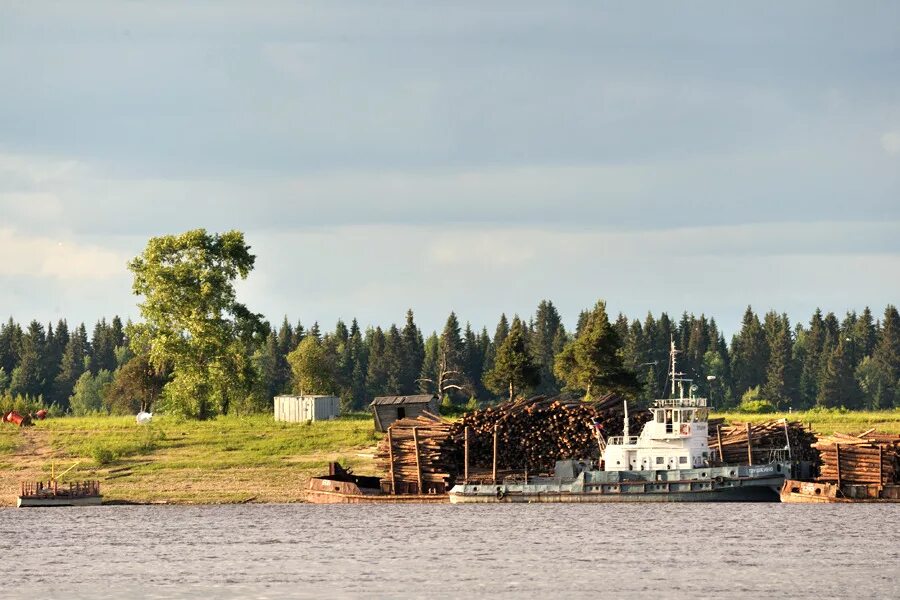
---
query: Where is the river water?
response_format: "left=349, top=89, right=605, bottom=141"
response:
left=1, top=503, right=897, bottom=599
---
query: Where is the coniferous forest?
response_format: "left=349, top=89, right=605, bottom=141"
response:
left=1, top=302, right=898, bottom=417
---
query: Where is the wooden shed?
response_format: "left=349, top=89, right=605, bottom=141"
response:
left=370, top=395, right=440, bottom=432
left=275, top=395, right=340, bottom=422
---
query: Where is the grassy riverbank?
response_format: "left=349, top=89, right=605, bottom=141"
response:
left=713, top=409, right=900, bottom=435
left=2, top=408, right=898, bottom=506
left=0, top=413, right=382, bottom=506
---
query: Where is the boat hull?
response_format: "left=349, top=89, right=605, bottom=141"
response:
left=449, top=462, right=790, bottom=504
left=17, top=495, right=102, bottom=508
left=306, top=489, right=448, bottom=504
left=306, top=475, right=448, bottom=504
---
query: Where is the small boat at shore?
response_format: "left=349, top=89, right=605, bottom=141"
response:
left=449, top=341, right=793, bottom=504
left=18, top=480, right=102, bottom=507
left=17, top=462, right=102, bottom=507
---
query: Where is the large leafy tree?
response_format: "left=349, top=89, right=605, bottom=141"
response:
left=484, top=316, right=540, bottom=401
left=128, top=229, right=267, bottom=419
left=106, top=354, right=168, bottom=414
left=287, top=335, right=337, bottom=396
left=554, top=300, right=639, bottom=399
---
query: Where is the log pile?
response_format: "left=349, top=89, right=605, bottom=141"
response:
left=374, top=412, right=455, bottom=495
left=708, top=419, right=818, bottom=465
left=447, top=394, right=650, bottom=474
left=814, top=431, right=900, bottom=486
left=373, top=394, right=651, bottom=493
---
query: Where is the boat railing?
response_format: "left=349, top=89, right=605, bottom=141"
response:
left=654, top=398, right=708, bottom=408
left=607, top=436, right=640, bottom=446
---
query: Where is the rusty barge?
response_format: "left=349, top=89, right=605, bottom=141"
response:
left=306, top=462, right=447, bottom=504
left=780, top=479, right=900, bottom=503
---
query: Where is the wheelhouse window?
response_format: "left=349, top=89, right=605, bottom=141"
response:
left=655, top=457, right=664, bottom=465
left=679, top=456, right=688, bottom=464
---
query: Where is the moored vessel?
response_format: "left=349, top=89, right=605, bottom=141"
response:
left=18, top=480, right=102, bottom=507
left=449, top=341, right=792, bottom=504
left=306, top=462, right=447, bottom=504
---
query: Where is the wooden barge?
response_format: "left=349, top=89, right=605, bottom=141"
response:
left=18, top=480, right=102, bottom=507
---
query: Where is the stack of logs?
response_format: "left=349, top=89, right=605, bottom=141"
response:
left=448, top=393, right=649, bottom=475
left=708, top=419, right=818, bottom=465
left=374, top=412, right=455, bottom=495
left=374, top=394, right=651, bottom=494
left=814, top=431, right=900, bottom=486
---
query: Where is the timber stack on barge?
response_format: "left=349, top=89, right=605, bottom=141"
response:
left=781, top=430, right=900, bottom=503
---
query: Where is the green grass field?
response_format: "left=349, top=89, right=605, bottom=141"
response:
left=0, top=413, right=382, bottom=505
left=712, top=409, right=900, bottom=435
left=2, top=408, right=898, bottom=505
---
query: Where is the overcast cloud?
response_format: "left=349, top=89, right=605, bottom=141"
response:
left=1, top=1, right=898, bottom=334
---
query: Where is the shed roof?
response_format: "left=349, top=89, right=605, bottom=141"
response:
left=370, top=394, right=438, bottom=406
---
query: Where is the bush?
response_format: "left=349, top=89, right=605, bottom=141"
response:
left=738, top=400, right=776, bottom=414
left=91, top=444, right=117, bottom=466
left=0, top=391, right=48, bottom=417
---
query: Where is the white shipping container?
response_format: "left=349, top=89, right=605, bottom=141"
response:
left=274, top=395, right=340, bottom=422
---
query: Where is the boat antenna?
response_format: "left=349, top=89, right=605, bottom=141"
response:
left=669, top=337, right=680, bottom=399
left=623, top=400, right=630, bottom=441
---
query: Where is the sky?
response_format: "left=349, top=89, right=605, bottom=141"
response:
left=1, top=1, right=899, bottom=336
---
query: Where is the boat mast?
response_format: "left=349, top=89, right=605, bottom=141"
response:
left=669, top=337, right=681, bottom=399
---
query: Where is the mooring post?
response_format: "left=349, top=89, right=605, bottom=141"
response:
left=492, top=424, right=499, bottom=484
left=835, top=443, right=842, bottom=488
left=746, top=422, right=753, bottom=466
left=464, top=426, right=469, bottom=483
left=716, top=425, right=724, bottom=463
left=413, top=427, right=423, bottom=495
left=387, top=428, right=396, bottom=495
left=782, top=418, right=792, bottom=461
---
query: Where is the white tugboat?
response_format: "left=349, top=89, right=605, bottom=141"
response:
left=449, top=341, right=792, bottom=503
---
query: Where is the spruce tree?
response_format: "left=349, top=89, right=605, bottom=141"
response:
left=461, top=322, right=484, bottom=398
left=484, top=316, right=540, bottom=401
left=797, top=309, right=826, bottom=408
left=439, top=312, right=465, bottom=399
left=0, top=318, right=22, bottom=376
left=9, top=320, right=46, bottom=398
left=400, top=310, right=424, bottom=394
left=419, top=332, right=440, bottom=395
left=817, top=340, right=856, bottom=408
left=761, top=312, right=795, bottom=409
left=532, top=300, right=564, bottom=394
left=366, top=327, right=388, bottom=398
left=54, top=325, right=89, bottom=411
left=554, top=300, right=639, bottom=398
left=730, top=306, right=769, bottom=399
left=384, top=325, right=405, bottom=394
left=871, top=305, right=900, bottom=407
left=348, top=319, right=368, bottom=407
